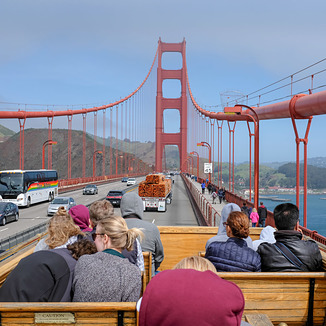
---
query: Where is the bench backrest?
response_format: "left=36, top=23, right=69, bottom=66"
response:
left=0, top=302, right=137, bottom=326
left=142, top=252, right=152, bottom=292
left=218, top=271, right=326, bottom=326
left=157, top=226, right=262, bottom=270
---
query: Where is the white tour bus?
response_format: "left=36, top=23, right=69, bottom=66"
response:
left=0, top=169, right=58, bottom=207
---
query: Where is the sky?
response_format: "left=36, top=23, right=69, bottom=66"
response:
left=1, top=0, right=326, bottom=164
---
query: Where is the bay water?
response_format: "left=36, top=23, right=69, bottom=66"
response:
left=259, top=194, right=326, bottom=237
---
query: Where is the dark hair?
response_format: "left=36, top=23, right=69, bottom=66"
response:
left=273, top=203, right=299, bottom=230
left=260, top=202, right=263, bottom=205
left=227, top=211, right=249, bottom=239
left=89, top=200, right=114, bottom=226
left=67, top=238, right=97, bottom=260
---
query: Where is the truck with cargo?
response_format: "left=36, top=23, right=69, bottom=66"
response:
left=138, top=174, right=172, bottom=212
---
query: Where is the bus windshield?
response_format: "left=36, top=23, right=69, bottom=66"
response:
left=0, top=173, right=24, bottom=195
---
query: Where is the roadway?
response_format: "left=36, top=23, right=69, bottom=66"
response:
left=0, top=175, right=198, bottom=242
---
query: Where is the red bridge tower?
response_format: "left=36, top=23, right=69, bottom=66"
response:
left=155, top=38, right=188, bottom=172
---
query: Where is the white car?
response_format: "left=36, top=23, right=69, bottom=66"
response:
left=127, top=178, right=136, bottom=186
left=47, top=196, right=76, bottom=216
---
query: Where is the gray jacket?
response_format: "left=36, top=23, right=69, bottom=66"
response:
left=73, top=251, right=141, bottom=302
left=121, top=192, right=164, bottom=275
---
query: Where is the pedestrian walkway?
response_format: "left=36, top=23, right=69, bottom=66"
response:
left=188, top=177, right=227, bottom=224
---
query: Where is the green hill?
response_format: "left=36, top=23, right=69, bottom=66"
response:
left=0, top=124, right=15, bottom=142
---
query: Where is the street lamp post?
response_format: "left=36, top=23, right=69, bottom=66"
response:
left=129, top=158, right=135, bottom=174
left=187, top=156, right=194, bottom=176
left=197, top=141, right=212, bottom=183
left=93, top=150, right=103, bottom=178
left=225, top=105, right=259, bottom=209
left=190, top=151, right=199, bottom=181
left=42, top=140, right=57, bottom=169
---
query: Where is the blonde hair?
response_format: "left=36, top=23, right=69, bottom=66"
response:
left=252, top=208, right=257, bottom=212
left=173, top=256, right=217, bottom=273
left=97, top=216, right=143, bottom=251
left=45, top=208, right=83, bottom=249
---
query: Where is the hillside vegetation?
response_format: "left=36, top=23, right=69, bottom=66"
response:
left=215, top=162, right=326, bottom=190
left=0, top=128, right=147, bottom=179
left=0, top=124, right=15, bottom=142
left=1, top=124, right=326, bottom=189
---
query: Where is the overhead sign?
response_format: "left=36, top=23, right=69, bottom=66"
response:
left=204, top=163, right=212, bottom=174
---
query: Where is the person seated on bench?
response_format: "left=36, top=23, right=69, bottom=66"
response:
left=89, top=200, right=144, bottom=271
left=205, top=211, right=261, bottom=272
left=73, top=215, right=143, bottom=302
left=205, top=203, right=253, bottom=250
left=0, top=238, right=97, bottom=302
left=138, top=269, right=250, bottom=326
left=34, top=207, right=84, bottom=252
left=252, top=225, right=276, bottom=251
left=257, top=203, right=322, bottom=272
left=173, top=255, right=217, bottom=273
left=69, top=204, right=92, bottom=233
left=120, top=192, right=164, bottom=276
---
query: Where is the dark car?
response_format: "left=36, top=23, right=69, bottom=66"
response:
left=83, top=184, right=98, bottom=195
left=0, top=202, right=19, bottom=226
left=121, top=177, right=129, bottom=183
left=106, top=190, right=126, bottom=207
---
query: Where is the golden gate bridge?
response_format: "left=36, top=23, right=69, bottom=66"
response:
left=1, top=39, right=326, bottom=242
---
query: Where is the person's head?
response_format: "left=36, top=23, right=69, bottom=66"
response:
left=89, top=200, right=114, bottom=227
left=252, top=208, right=257, bottom=213
left=173, top=256, right=216, bottom=273
left=243, top=202, right=247, bottom=206
left=93, top=215, right=143, bottom=252
left=252, top=225, right=276, bottom=251
left=139, top=269, right=244, bottom=326
left=120, top=192, right=143, bottom=220
left=66, top=238, right=98, bottom=260
left=69, top=204, right=91, bottom=231
left=219, top=203, right=241, bottom=230
left=260, top=202, right=264, bottom=206
left=46, top=210, right=83, bottom=249
left=273, top=203, right=299, bottom=230
left=226, top=211, right=250, bottom=239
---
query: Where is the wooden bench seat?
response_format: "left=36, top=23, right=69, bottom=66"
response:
left=244, top=314, right=274, bottom=326
left=0, top=302, right=137, bottom=326
left=218, top=271, right=326, bottom=326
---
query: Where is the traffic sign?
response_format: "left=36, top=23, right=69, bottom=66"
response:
left=204, top=163, right=212, bottom=174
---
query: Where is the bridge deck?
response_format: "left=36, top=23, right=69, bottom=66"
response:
left=140, top=175, right=200, bottom=226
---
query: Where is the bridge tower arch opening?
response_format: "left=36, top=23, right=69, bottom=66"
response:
left=155, top=38, right=187, bottom=172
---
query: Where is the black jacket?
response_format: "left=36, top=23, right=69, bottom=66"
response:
left=258, top=205, right=267, bottom=222
left=0, top=249, right=76, bottom=302
left=257, top=230, right=322, bottom=272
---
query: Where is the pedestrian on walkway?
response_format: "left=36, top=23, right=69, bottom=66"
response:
left=250, top=208, right=259, bottom=227
left=201, top=181, right=206, bottom=194
left=218, top=188, right=224, bottom=204
left=212, top=191, right=217, bottom=204
left=207, top=183, right=212, bottom=194
left=258, top=202, right=267, bottom=227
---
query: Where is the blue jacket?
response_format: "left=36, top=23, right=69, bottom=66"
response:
left=205, top=237, right=261, bottom=272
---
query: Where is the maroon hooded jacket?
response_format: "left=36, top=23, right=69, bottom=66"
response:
left=69, top=205, right=92, bottom=232
left=139, top=269, right=245, bottom=326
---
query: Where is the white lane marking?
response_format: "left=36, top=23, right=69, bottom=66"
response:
left=0, top=228, right=9, bottom=232
left=152, top=219, right=155, bottom=224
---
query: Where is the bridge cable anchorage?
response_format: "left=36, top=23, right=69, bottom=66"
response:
left=289, top=94, right=312, bottom=228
